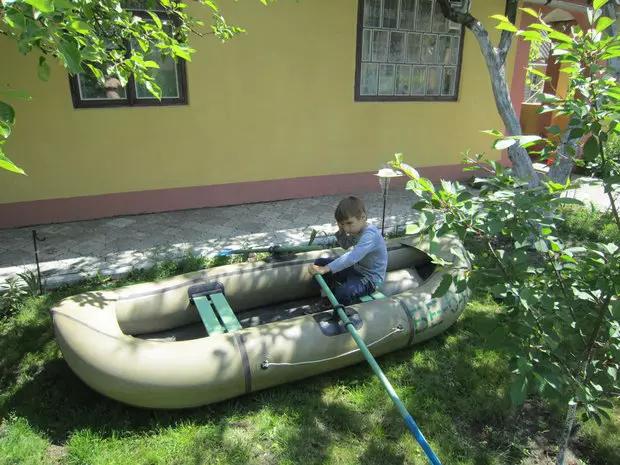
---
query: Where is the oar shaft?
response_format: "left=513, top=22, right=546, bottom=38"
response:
left=222, top=245, right=326, bottom=256
left=314, top=275, right=442, bottom=465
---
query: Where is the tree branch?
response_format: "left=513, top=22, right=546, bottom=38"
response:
left=497, top=0, right=519, bottom=64
left=435, top=0, right=475, bottom=28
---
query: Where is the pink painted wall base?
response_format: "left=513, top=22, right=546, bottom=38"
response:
left=0, top=163, right=475, bottom=229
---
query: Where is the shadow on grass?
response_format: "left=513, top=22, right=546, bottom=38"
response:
left=2, top=301, right=618, bottom=465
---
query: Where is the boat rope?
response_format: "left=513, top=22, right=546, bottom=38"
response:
left=262, top=326, right=403, bottom=368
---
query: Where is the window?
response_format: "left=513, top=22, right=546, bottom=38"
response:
left=69, top=1, right=188, bottom=108
left=355, top=0, right=466, bottom=101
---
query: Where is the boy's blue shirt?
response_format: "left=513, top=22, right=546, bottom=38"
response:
left=328, top=224, right=388, bottom=286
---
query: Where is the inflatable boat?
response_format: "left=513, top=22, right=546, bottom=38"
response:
left=51, top=235, right=470, bottom=409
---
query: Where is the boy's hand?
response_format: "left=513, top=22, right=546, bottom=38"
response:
left=308, top=264, right=330, bottom=276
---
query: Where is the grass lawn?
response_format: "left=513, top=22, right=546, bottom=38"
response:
left=0, top=207, right=618, bottom=465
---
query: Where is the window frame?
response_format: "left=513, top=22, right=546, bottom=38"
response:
left=354, top=0, right=467, bottom=102
left=68, top=10, right=189, bottom=109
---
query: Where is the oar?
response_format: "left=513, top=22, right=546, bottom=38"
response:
left=314, top=274, right=443, bottom=465
left=216, top=244, right=327, bottom=257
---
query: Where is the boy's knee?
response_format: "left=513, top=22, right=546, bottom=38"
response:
left=334, top=287, right=354, bottom=306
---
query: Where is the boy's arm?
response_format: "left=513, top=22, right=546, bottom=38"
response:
left=328, top=231, right=374, bottom=274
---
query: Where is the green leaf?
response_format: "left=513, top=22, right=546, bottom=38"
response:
left=0, top=148, right=25, bottom=175
left=560, top=254, right=577, bottom=264
left=496, top=22, right=518, bottom=33
left=593, top=0, right=609, bottom=10
left=608, top=366, right=617, bottom=380
left=0, top=121, right=11, bottom=138
left=530, top=23, right=554, bottom=32
left=432, top=274, right=453, bottom=299
left=0, top=90, right=31, bottom=100
left=518, top=30, right=543, bottom=41
left=490, top=15, right=511, bottom=22
left=551, top=197, right=584, bottom=206
left=534, top=239, right=549, bottom=253
left=519, top=135, right=543, bottom=146
left=24, top=0, right=54, bottom=13
left=37, top=56, right=51, bottom=81
left=0, top=101, right=16, bottom=125
left=405, top=224, right=422, bottom=235
left=519, top=8, right=539, bottom=18
left=481, top=129, right=504, bottom=137
left=54, top=0, right=75, bottom=9
left=145, top=80, right=162, bottom=100
left=399, top=162, right=420, bottom=180
left=171, top=45, right=192, bottom=61
left=86, top=64, right=104, bottom=84
left=511, top=375, right=528, bottom=405
left=527, top=67, right=548, bottom=79
left=569, top=127, right=584, bottom=139
left=147, top=11, right=163, bottom=29
left=455, top=277, right=468, bottom=293
left=548, top=30, right=573, bottom=43
left=58, top=40, right=83, bottom=74
left=69, top=20, right=91, bottom=34
left=5, top=9, right=26, bottom=29
left=596, top=17, right=615, bottom=32
left=418, top=177, right=435, bottom=193
left=583, top=136, right=600, bottom=162
left=493, top=138, right=517, bottom=150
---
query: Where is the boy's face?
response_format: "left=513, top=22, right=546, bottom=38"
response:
left=339, top=214, right=367, bottom=235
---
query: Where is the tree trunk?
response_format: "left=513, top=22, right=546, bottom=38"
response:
left=548, top=3, right=619, bottom=184
left=435, top=0, right=540, bottom=186
left=556, top=401, right=577, bottom=465
left=471, top=20, right=539, bottom=184
left=547, top=130, right=579, bottom=184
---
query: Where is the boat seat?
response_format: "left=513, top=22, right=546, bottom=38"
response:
left=189, top=283, right=242, bottom=336
left=194, top=296, right=226, bottom=335
left=194, top=293, right=242, bottom=335
left=209, top=293, right=242, bottom=332
left=359, top=291, right=387, bottom=303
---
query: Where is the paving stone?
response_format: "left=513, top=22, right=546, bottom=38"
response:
left=105, top=218, right=137, bottom=228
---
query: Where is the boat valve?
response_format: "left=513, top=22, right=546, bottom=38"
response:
left=261, top=360, right=269, bottom=369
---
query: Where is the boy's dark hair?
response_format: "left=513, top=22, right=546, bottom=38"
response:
left=335, top=196, right=366, bottom=222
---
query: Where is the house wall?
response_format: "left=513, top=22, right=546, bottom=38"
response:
left=0, top=0, right=513, bottom=228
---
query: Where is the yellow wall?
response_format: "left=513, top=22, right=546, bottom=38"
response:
left=0, top=0, right=512, bottom=204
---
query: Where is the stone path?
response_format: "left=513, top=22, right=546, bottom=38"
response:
left=1, top=171, right=614, bottom=291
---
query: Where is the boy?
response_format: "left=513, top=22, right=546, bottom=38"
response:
left=308, top=196, right=388, bottom=309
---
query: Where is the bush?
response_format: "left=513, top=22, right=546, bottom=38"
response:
left=0, top=279, right=28, bottom=320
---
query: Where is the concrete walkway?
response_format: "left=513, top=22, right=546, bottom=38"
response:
left=0, top=189, right=420, bottom=290
left=0, top=173, right=615, bottom=291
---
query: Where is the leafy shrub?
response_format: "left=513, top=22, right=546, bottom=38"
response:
left=0, top=279, right=28, bottom=319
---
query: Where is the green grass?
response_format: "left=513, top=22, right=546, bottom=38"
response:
left=557, top=205, right=620, bottom=244
left=2, top=293, right=617, bottom=464
left=0, top=415, right=49, bottom=465
left=1, top=212, right=619, bottom=464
